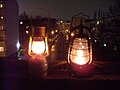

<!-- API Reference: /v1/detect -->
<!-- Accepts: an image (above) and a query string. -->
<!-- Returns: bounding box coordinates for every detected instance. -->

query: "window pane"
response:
[0,16,3,19]
[0,46,4,52]
[0,26,4,30]
[0,4,3,8]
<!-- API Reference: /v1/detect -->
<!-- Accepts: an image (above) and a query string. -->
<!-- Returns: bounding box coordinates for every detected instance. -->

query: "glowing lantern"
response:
[28,27,49,57]
[68,35,93,77]
[68,25,93,77]
[31,37,45,54]
[28,26,49,78]
[69,38,91,65]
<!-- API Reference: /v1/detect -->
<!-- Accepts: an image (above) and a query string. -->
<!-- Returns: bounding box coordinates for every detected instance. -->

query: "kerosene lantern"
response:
[28,26,49,78]
[68,24,93,77]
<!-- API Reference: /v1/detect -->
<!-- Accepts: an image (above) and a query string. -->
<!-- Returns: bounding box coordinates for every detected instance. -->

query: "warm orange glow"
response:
[45,37,49,55]
[89,42,92,64]
[28,36,32,55]
[32,41,45,54]
[51,31,54,35]
[28,36,49,56]
[69,38,92,65]
[70,49,89,65]
[0,46,4,52]
[71,33,74,37]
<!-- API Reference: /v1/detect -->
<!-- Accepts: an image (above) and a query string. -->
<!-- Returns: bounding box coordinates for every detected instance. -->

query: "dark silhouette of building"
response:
[0,0,19,57]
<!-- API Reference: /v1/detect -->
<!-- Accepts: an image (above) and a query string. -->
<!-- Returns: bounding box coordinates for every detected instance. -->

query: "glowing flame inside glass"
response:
[31,41,45,54]
[69,38,91,65]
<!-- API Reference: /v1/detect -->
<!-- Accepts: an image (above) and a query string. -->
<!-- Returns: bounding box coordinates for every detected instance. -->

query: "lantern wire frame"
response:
[67,12,94,77]
[68,33,92,66]
[28,36,49,57]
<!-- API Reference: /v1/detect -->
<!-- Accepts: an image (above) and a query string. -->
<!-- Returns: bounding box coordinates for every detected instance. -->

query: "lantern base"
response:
[69,70,94,78]
[69,63,94,78]
[28,58,48,79]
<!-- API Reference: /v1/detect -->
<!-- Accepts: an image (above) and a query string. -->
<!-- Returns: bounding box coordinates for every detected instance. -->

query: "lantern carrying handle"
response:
[70,12,90,29]
[69,12,93,41]
[72,12,90,20]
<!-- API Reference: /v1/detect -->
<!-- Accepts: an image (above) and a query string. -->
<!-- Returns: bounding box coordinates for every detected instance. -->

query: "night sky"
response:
[17,0,116,20]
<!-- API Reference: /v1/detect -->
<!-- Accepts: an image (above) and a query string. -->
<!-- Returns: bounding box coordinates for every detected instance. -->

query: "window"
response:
[0,2,5,8]
[0,46,4,52]
[0,16,3,19]
[20,21,23,25]
[0,26,4,30]
[0,4,3,8]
